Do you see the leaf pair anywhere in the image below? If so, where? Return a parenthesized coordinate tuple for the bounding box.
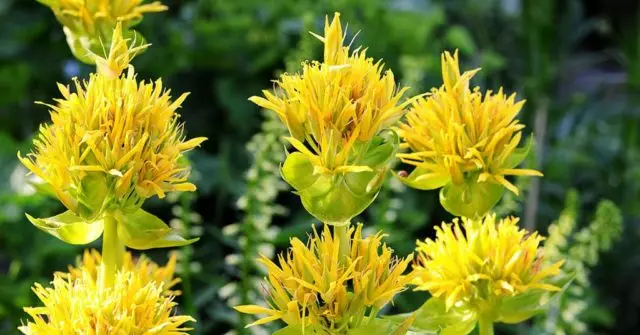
(386, 272, 573, 335)
(273, 315, 416, 335)
(26, 208, 197, 249)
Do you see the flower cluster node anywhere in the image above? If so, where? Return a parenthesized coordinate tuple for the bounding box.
(19, 250, 194, 335)
(235, 223, 413, 334)
(412, 214, 564, 315)
(397, 50, 542, 217)
(251, 13, 410, 223)
(19, 26, 206, 221)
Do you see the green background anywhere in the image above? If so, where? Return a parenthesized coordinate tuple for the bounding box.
(0, 0, 638, 334)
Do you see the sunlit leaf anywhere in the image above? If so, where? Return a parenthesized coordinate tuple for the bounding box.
(116, 209, 198, 250)
(439, 181, 504, 218)
(26, 211, 103, 245)
(497, 272, 575, 324)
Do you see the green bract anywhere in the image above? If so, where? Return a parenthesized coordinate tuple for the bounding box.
(25, 208, 197, 249)
(281, 131, 399, 224)
(274, 316, 416, 335)
(386, 273, 574, 335)
(439, 180, 504, 218)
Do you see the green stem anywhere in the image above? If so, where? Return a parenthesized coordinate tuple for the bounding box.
(100, 214, 124, 290)
(478, 316, 494, 335)
(333, 223, 350, 265)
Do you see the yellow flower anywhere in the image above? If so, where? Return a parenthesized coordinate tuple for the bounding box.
(250, 13, 410, 223)
(64, 249, 181, 297)
(234, 223, 413, 333)
(397, 51, 541, 217)
(412, 214, 564, 316)
(37, 0, 167, 63)
(19, 24, 205, 221)
(252, 12, 407, 174)
(19, 257, 195, 335)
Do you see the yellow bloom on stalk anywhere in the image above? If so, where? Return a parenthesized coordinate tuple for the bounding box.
(234, 224, 413, 333)
(397, 50, 542, 217)
(250, 13, 409, 223)
(18, 25, 204, 249)
(19, 260, 194, 335)
(412, 214, 564, 322)
(36, 0, 167, 63)
(65, 249, 181, 296)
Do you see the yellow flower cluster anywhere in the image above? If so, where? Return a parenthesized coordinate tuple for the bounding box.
(36, 0, 167, 62)
(397, 50, 541, 196)
(64, 249, 181, 296)
(19, 256, 194, 335)
(412, 214, 564, 313)
(235, 224, 413, 333)
(19, 24, 206, 220)
(250, 13, 409, 175)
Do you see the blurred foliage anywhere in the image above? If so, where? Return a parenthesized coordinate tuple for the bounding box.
(533, 191, 622, 334)
(0, 0, 639, 334)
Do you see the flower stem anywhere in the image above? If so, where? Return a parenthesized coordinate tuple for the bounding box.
(100, 214, 124, 290)
(333, 222, 350, 265)
(478, 316, 494, 335)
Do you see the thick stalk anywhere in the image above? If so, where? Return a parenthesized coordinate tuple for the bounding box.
(478, 316, 495, 335)
(333, 223, 351, 265)
(100, 214, 124, 290)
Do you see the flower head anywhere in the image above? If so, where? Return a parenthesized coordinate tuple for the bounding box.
(36, 0, 167, 63)
(65, 249, 181, 296)
(412, 214, 564, 319)
(18, 25, 203, 249)
(250, 13, 409, 223)
(19, 255, 195, 335)
(19, 25, 205, 220)
(235, 223, 413, 333)
(397, 51, 541, 217)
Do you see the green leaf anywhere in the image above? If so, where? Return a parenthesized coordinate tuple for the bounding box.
(62, 27, 96, 64)
(116, 209, 198, 250)
(282, 152, 319, 190)
(496, 273, 574, 324)
(387, 298, 476, 334)
(76, 172, 109, 220)
(413, 298, 476, 334)
(439, 181, 504, 218)
(505, 135, 535, 169)
(297, 171, 383, 224)
(26, 211, 103, 245)
(349, 318, 415, 335)
(444, 25, 476, 54)
(440, 319, 477, 335)
(273, 325, 325, 334)
(397, 167, 450, 190)
(360, 131, 400, 168)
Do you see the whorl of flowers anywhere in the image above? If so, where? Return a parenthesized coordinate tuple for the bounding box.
(250, 13, 410, 223)
(396, 50, 541, 217)
(36, 0, 167, 63)
(20, 24, 205, 220)
(65, 249, 181, 296)
(19, 258, 194, 335)
(234, 223, 413, 333)
(412, 214, 564, 316)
